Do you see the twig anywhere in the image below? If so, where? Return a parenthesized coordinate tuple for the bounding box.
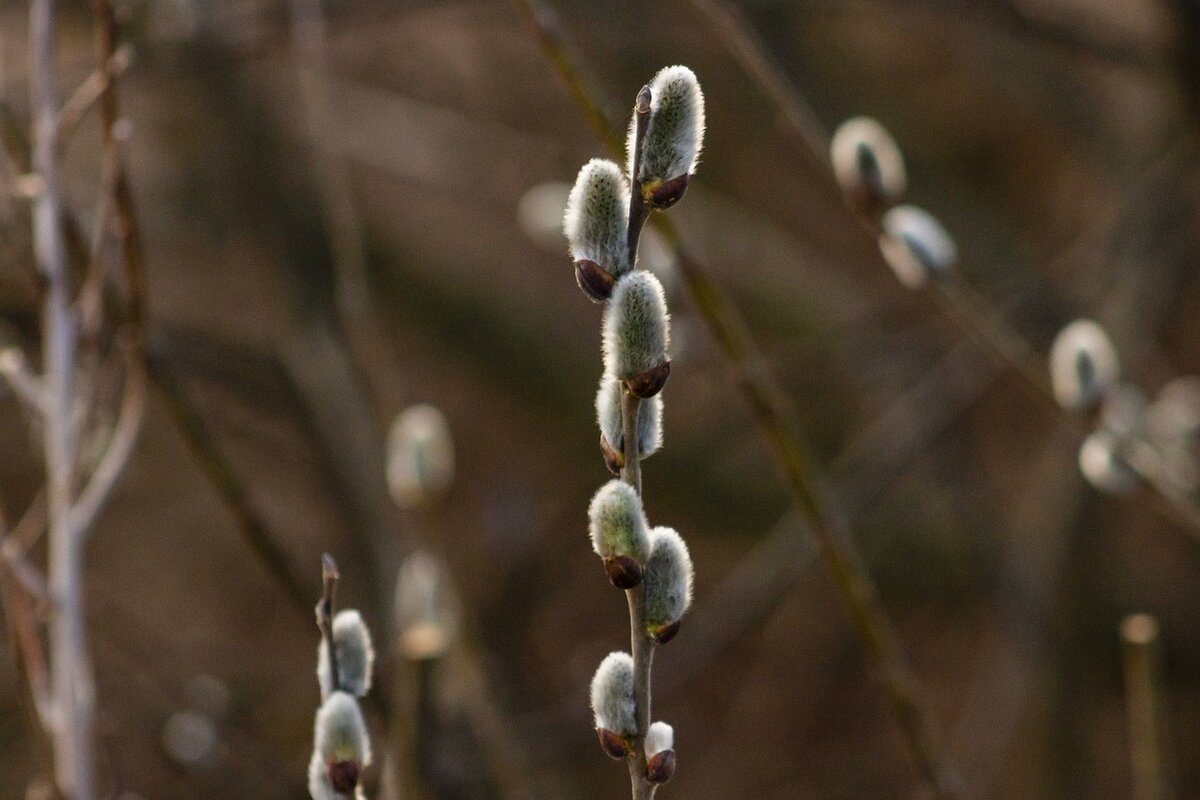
(286, 0, 370, 319)
(317, 553, 341, 696)
(514, 2, 962, 795)
(0, 565, 56, 751)
(55, 44, 132, 147)
(145, 351, 314, 617)
(0, 535, 49, 604)
(1121, 613, 1174, 800)
(0, 346, 48, 414)
(617, 91, 656, 800)
(31, 0, 96, 796)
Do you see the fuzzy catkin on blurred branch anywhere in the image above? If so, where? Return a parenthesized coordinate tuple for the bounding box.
(687, 0, 1200, 547)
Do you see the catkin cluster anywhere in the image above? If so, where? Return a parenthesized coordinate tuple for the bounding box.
(310, 595, 376, 799)
(564, 66, 703, 793)
(829, 116, 1200, 500)
(1049, 320, 1200, 497)
(829, 116, 957, 289)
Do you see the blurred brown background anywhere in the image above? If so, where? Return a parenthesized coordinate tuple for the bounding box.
(2, 0, 1200, 798)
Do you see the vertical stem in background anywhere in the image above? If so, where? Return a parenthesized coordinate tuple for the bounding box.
(31, 0, 94, 797)
(619, 88, 654, 800)
(1121, 614, 1173, 800)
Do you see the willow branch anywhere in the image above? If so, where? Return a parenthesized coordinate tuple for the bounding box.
(686, 0, 1200, 543)
(0, 347, 48, 414)
(514, 2, 961, 795)
(56, 44, 132, 147)
(617, 90, 656, 800)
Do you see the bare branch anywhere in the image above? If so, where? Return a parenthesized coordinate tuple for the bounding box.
(0, 346, 48, 414)
(514, 3, 963, 795)
(55, 44, 133, 147)
(69, 344, 146, 541)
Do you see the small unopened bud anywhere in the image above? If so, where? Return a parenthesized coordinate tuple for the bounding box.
(603, 272, 671, 395)
(643, 527, 693, 641)
(603, 554, 643, 589)
(318, 610, 374, 698)
(565, 159, 631, 301)
(387, 404, 455, 509)
(576, 260, 618, 303)
(394, 550, 459, 661)
(309, 692, 370, 800)
(830, 116, 906, 214)
(308, 751, 366, 800)
(645, 720, 673, 756)
(327, 761, 360, 794)
(1049, 320, 1119, 411)
(596, 373, 663, 468)
(632, 66, 705, 209)
(644, 721, 676, 784)
(588, 480, 651, 567)
(590, 651, 637, 739)
(597, 727, 632, 760)
(1078, 429, 1138, 495)
(647, 749, 676, 784)
(878, 205, 957, 289)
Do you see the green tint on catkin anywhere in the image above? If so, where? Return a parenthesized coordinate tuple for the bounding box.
(642, 527, 694, 642)
(632, 66, 705, 207)
(602, 271, 670, 392)
(565, 159, 632, 300)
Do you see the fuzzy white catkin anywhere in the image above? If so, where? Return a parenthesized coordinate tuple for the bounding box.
(313, 691, 371, 766)
(644, 721, 674, 757)
(603, 271, 670, 381)
(318, 610, 374, 698)
(830, 116, 907, 203)
(1049, 320, 1120, 411)
(394, 549, 459, 660)
(643, 527, 694, 629)
(632, 66, 705, 186)
(1100, 384, 1147, 439)
(1148, 377, 1200, 443)
(588, 480, 651, 562)
(387, 404, 455, 508)
(1078, 429, 1138, 495)
(878, 205, 957, 288)
(590, 652, 637, 737)
(596, 373, 663, 460)
(564, 159, 631, 278)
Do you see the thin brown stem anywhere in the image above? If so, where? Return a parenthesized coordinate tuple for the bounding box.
(1121, 614, 1174, 800)
(627, 86, 651, 268)
(318, 553, 341, 696)
(619, 389, 643, 495)
(618, 88, 655, 800)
